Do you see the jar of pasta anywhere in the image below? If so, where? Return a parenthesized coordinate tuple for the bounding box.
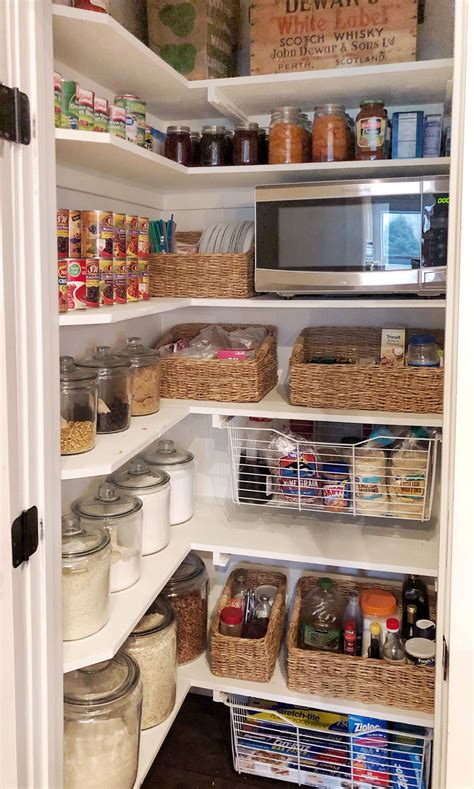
(312, 104, 350, 162)
(269, 107, 306, 164)
(355, 100, 387, 161)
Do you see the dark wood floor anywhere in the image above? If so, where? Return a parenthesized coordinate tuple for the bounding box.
(143, 693, 295, 789)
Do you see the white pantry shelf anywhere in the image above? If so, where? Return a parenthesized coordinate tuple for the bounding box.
(59, 298, 189, 325)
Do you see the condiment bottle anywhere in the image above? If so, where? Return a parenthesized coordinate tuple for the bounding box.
(219, 606, 243, 637)
(403, 603, 418, 642)
(360, 588, 398, 656)
(368, 621, 382, 659)
(229, 571, 248, 609)
(382, 618, 406, 664)
(355, 99, 387, 161)
(342, 590, 363, 656)
(343, 620, 357, 655)
(402, 575, 430, 628)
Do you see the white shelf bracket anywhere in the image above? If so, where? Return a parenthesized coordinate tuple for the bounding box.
(212, 689, 228, 704)
(212, 551, 231, 569)
(207, 85, 248, 124)
(212, 414, 232, 429)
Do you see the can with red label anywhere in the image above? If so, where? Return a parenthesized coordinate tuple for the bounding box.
(86, 259, 100, 308)
(68, 210, 82, 257)
(127, 259, 139, 302)
(113, 213, 126, 259)
(100, 259, 114, 307)
(113, 259, 128, 304)
(67, 258, 87, 310)
(109, 105, 126, 139)
(138, 260, 150, 301)
(126, 215, 138, 258)
(81, 210, 114, 258)
(58, 260, 68, 313)
(57, 209, 69, 259)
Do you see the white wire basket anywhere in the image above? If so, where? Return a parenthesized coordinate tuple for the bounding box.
(228, 694, 433, 789)
(225, 418, 440, 522)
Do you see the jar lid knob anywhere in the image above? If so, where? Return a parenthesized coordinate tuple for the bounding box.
(96, 345, 111, 357)
(129, 457, 148, 476)
(127, 337, 142, 345)
(60, 355, 76, 372)
(97, 482, 119, 501)
(62, 513, 82, 536)
(157, 439, 174, 454)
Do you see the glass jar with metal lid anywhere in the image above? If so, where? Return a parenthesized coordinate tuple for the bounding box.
(199, 125, 227, 166)
(64, 653, 142, 789)
(62, 513, 111, 641)
(72, 482, 143, 592)
(355, 99, 388, 160)
(190, 131, 201, 166)
(164, 125, 191, 166)
(233, 122, 259, 166)
(269, 106, 306, 164)
(142, 439, 195, 525)
(60, 355, 98, 455)
(77, 346, 131, 434)
(312, 104, 350, 163)
(162, 552, 208, 664)
(116, 336, 161, 416)
(123, 595, 177, 729)
(109, 457, 170, 555)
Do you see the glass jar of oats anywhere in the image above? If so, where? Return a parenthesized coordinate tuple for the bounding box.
(117, 337, 161, 416)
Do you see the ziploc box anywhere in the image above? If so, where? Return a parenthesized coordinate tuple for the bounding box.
(348, 715, 389, 788)
(392, 112, 424, 159)
(390, 723, 428, 789)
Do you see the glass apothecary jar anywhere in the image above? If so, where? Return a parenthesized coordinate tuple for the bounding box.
(110, 457, 170, 555)
(164, 125, 191, 166)
(64, 653, 142, 789)
(116, 337, 161, 416)
(312, 104, 350, 163)
(77, 346, 131, 434)
(233, 122, 259, 166)
(142, 439, 195, 525)
(199, 125, 227, 167)
(60, 356, 98, 455)
(72, 482, 143, 592)
(407, 334, 440, 367)
(269, 106, 307, 164)
(123, 595, 177, 729)
(162, 552, 208, 665)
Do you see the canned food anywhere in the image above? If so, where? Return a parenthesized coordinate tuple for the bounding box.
(57, 209, 69, 258)
(405, 637, 436, 668)
(127, 260, 139, 302)
(61, 80, 79, 129)
(77, 87, 94, 131)
(68, 210, 82, 257)
(54, 72, 62, 129)
(99, 259, 114, 306)
(109, 105, 126, 139)
(94, 96, 109, 133)
(145, 125, 153, 150)
(138, 260, 150, 301)
(66, 259, 87, 310)
(138, 233, 149, 259)
(114, 94, 146, 147)
(81, 211, 114, 258)
(126, 215, 138, 258)
(113, 213, 126, 258)
(138, 217, 149, 234)
(58, 260, 68, 313)
(113, 259, 128, 304)
(86, 259, 100, 308)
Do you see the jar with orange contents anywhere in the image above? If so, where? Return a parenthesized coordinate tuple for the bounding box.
(312, 104, 350, 162)
(269, 107, 307, 164)
(355, 99, 388, 161)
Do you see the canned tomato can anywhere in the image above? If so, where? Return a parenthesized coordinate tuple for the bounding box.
(58, 260, 68, 313)
(86, 259, 100, 308)
(113, 212, 126, 258)
(127, 259, 139, 302)
(405, 638, 436, 668)
(81, 210, 114, 258)
(94, 96, 109, 133)
(99, 259, 114, 307)
(66, 258, 87, 310)
(126, 215, 138, 258)
(114, 94, 146, 147)
(138, 260, 150, 301)
(61, 80, 79, 129)
(108, 105, 126, 139)
(68, 210, 82, 257)
(57, 209, 69, 258)
(113, 259, 128, 304)
(77, 87, 94, 131)
(54, 72, 62, 129)
(137, 233, 149, 259)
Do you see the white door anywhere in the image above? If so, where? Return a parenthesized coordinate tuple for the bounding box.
(0, 1, 62, 787)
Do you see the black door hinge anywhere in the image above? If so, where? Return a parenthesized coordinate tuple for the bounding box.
(442, 636, 449, 681)
(0, 84, 31, 145)
(11, 507, 39, 568)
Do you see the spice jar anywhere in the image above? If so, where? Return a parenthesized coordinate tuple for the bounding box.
(62, 514, 111, 641)
(219, 606, 243, 637)
(110, 457, 170, 555)
(312, 104, 350, 162)
(269, 107, 306, 164)
(64, 653, 142, 789)
(73, 482, 143, 592)
(60, 356, 98, 455)
(142, 439, 195, 525)
(164, 125, 191, 166)
(190, 131, 201, 166)
(162, 552, 208, 664)
(355, 99, 387, 160)
(78, 346, 131, 433)
(116, 336, 161, 416)
(199, 125, 227, 167)
(233, 122, 259, 166)
(123, 595, 177, 729)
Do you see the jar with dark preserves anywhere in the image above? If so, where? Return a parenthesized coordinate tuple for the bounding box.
(300, 113, 312, 163)
(355, 100, 387, 161)
(269, 107, 306, 164)
(165, 125, 191, 166)
(190, 131, 201, 166)
(199, 125, 227, 167)
(233, 122, 259, 166)
(225, 130, 234, 165)
(312, 104, 350, 163)
(258, 128, 268, 164)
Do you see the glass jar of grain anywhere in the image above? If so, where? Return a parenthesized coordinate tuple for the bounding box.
(60, 356, 98, 455)
(162, 552, 208, 665)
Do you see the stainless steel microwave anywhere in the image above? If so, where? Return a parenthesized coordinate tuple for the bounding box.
(255, 176, 449, 296)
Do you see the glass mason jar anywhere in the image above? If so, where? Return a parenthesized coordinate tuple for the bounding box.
(199, 125, 227, 167)
(64, 653, 142, 789)
(60, 355, 98, 455)
(164, 125, 191, 166)
(355, 99, 387, 161)
(190, 131, 201, 166)
(123, 595, 177, 729)
(258, 127, 268, 164)
(77, 346, 132, 434)
(300, 112, 312, 162)
(233, 122, 259, 166)
(110, 457, 171, 555)
(116, 336, 161, 416)
(162, 552, 208, 665)
(312, 104, 350, 162)
(142, 439, 195, 525)
(269, 106, 306, 164)
(62, 513, 111, 641)
(72, 482, 143, 592)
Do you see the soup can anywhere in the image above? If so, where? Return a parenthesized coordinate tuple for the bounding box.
(68, 210, 82, 258)
(61, 80, 79, 129)
(86, 259, 100, 308)
(77, 87, 94, 131)
(109, 105, 126, 139)
(81, 211, 114, 258)
(94, 96, 109, 133)
(138, 261, 150, 301)
(100, 259, 114, 307)
(113, 213, 126, 259)
(126, 215, 138, 258)
(115, 94, 146, 147)
(67, 259, 87, 310)
(58, 260, 68, 313)
(127, 260, 139, 302)
(57, 208, 69, 259)
(113, 259, 128, 304)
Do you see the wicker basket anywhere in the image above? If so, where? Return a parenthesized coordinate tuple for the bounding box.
(158, 323, 278, 402)
(290, 327, 444, 414)
(210, 567, 287, 682)
(287, 574, 436, 714)
(149, 232, 255, 299)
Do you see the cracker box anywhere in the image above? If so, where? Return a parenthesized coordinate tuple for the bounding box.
(380, 328, 406, 367)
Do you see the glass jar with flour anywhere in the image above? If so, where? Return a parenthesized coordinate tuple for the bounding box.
(142, 439, 195, 525)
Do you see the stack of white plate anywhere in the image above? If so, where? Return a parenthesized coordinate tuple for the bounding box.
(198, 221, 255, 254)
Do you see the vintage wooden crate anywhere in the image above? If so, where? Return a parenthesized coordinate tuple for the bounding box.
(250, 0, 418, 76)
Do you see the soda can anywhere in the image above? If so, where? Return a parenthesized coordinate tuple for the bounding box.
(57, 208, 69, 259)
(108, 105, 126, 139)
(54, 71, 62, 129)
(58, 259, 68, 313)
(113, 259, 128, 304)
(61, 80, 79, 130)
(114, 94, 146, 147)
(126, 215, 138, 258)
(81, 210, 114, 258)
(99, 259, 114, 307)
(127, 259, 139, 302)
(138, 260, 150, 301)
(113, 213, 126, 259)
(94, 96, 109, 133)
(66, 258, 87, 310)
(86, 259, 100, 308)
(77, 87, 94, 131)
(68, 210, 82, 258)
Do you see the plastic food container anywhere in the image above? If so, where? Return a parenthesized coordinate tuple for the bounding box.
(123, 595, 177, 729)
(72, 482, 143, 592)
(360, 588, 399, 656)
(110, 457, 170, 555)
(61, 514, 111, 641)
(60, 356, 98, 455)
(162, 552, 208, 665)
(405, 637, 436, 667)
(407, 334, 440, 367)
(142, 439, 195, 525)
(64, 653, 142, 789)
(77, 346, 132, 434)
(116, 337, 161, 416)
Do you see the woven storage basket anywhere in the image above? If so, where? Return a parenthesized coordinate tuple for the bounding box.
(290, 327, 444, 414)
(287, 574, 436, 714)
(210, 567, 287, 682)
(149, 232, 255, 299)
(158, 323, 278, 402)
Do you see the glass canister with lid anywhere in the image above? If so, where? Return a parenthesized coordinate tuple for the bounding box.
(312, 104, 350, 162)
(123, 595, 177, 729)
(269, 106, 306, 164)
(60, 355, 98, 455)
(199, 125, 227, 167)
(62, 513, 111, 641)
(64, 653, 142, 789)
(110, 457, 170, 555)
(77, 346, 131, 434)
(164, 125, 192, 166)
(142, 439, 195, 525)
(72, 482, 143, 592)
(407, 334, 440, 367)
(116, 336, 161, 416)
(233, 122, 259, 166)
(355, 99, 388, 160)
(162, 552, 208, 664)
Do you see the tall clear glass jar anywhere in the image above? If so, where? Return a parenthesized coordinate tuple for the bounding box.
(269, 106, 306, 164)
(142, 439, 195, 525)
(116, 336, 161, 416)
(62, 514, 111, 641)
(60, 355, 98, 455)
(64, 653, 143, 789)
(123, 595, 177, 729)
(199, 125, 227, 166)
(72, 482, 143, 592)
(312, 104, 350, 162)
(162, 552, 208, 665)
(164, 125, 191, 166)
(77, 346, 132, 434)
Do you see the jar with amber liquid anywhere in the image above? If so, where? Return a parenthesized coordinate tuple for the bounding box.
(269, 107, 306, 164)
(312, 104, 350, 163)
(355, 100, 387, 161)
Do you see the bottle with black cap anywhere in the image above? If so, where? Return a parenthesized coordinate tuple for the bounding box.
(402, 575, 430, 639)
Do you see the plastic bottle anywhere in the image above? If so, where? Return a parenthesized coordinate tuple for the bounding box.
(299, 578, 344, 652)
(343, 620, 357, 655)
(382, 618, 406, 664)
(229, 571, 249, 609)
(342, 590, 363, 656)
(368, 621, 382, 659)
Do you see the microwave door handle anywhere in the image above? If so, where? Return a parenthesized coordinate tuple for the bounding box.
(421, 266, 447, 284)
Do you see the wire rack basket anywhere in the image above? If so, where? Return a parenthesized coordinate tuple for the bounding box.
(225, 418, 439, 522)
(228, 695, 433, 788)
